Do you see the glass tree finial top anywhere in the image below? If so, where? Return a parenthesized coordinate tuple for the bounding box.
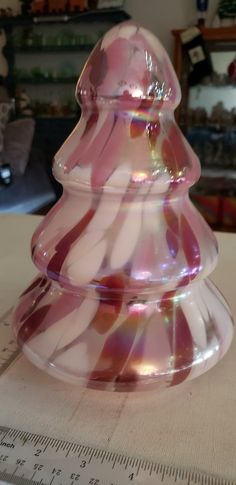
(77, 22, 181, 106)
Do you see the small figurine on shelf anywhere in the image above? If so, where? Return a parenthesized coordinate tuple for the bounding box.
(0, 0, 21, 16)
(68, 0, 87, 12)
(196, 0, 209, 26)
(48, 101, 61, 117)
(0, 7, 13, 17)
(48, 0, 67, 13)
(30, 0, 46, 14)
(15, 88, 33, 117)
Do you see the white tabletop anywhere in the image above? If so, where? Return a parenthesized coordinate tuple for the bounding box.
(0, 214, 236, 480)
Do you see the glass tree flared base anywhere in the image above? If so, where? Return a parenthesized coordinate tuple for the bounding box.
(12, 275, 233, 392)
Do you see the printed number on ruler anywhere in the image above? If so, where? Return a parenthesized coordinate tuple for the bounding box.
(0, 308, 19, 376)
(0, 427, 236, 485)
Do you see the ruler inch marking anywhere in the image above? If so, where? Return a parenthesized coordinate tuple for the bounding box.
(7, 427, 15, 438)
(83, 446, 89, 456)
(59, 440, 65, 451)
(50, 438, 56, 448)
(101, 450, 106, 463)
(106, 449, 112, 460)
(40, 435, 49, 445)
(112, 454, 118, 469)
(129, 456, 135, 468)
(143, 460, 148, 471)
(48, 437, 55, 449)
(43, 437, 50, 452)
(13, 431, 20, 442)
(117, 453, 124, 465)
(34, 435, 41, 447)
(183, 469, 189, 479)
(18, 430, 26, 442)
(70, 443, 78, 454)
(136, 459, 141, 477)
(118, 454, 123, 464)
(61, 440, 67, 451)
(87, 446, 93, 456)
(149, 462, 154, 476)
(107, 451, 113, 463)
(140, 459, 145, 470)
(116, 453, 121, 464)
(52, 439, 59, 449)
(94, 448, 101, 459)
(76, 444, 83, 456)
(16, 430, 24, 442)
(195, 472, 199, 484)
(161, 465, 166, 482)
(88, 448, 95, 464)
(93, 448, 99, 459)
(28, 432, 35, 443)
(56, 441, 61, 452)
(120, 455, 127, 466)
(65, 442, 73, 457)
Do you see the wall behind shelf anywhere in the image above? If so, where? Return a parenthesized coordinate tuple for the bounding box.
(125, 0, 219, 56)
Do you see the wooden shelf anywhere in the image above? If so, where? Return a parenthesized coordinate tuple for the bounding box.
(201, 167, 236, 180)
(15, 44, 94, 53)
(0, 8, 130, 27)
(35, 115, 77, 120)
(172, 26, 236, 42)
(16, 77, 77, 84)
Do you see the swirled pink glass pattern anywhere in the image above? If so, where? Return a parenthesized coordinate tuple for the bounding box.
(12, 22, 233, 391)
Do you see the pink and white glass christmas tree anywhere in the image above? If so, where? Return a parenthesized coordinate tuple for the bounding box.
(12, 22, 233, 391)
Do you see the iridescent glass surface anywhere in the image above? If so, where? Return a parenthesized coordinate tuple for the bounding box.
(12, 22, 233, 391)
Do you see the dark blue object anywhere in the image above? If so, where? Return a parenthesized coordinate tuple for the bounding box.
(197, 0, 209, 12)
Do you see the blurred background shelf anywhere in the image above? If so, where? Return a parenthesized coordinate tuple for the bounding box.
(14, 43, 95, 52)
(0, 8, 130, 27)
(16, 77, 78, 84)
